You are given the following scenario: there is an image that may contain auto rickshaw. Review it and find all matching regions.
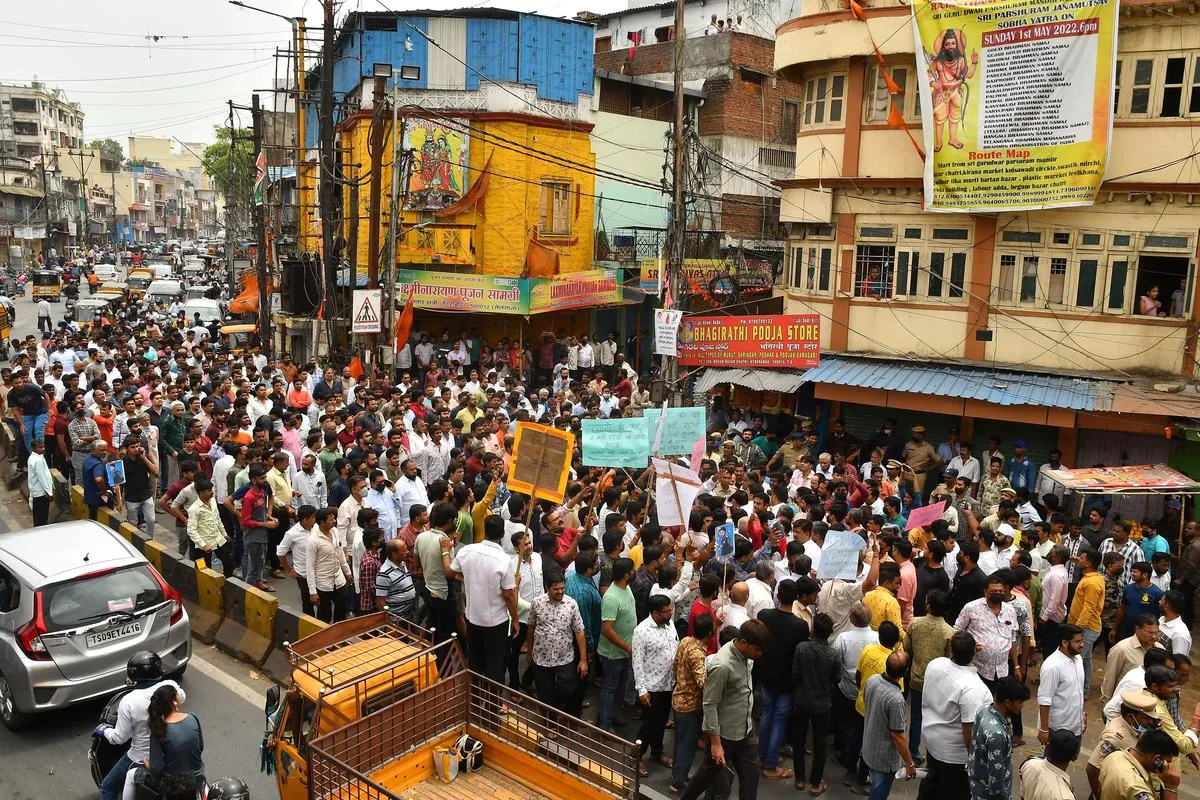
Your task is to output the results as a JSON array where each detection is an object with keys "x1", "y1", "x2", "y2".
[
  {"x1": 218, "y1": 322, "x2": 256, "y2": 355},
  {"x1": 74, "y1": 297, "x2": 111, "y2": 325},
  {"x1": 32, "y1": 270, "x2": 61, "y2": 302},
  {"x1": 127, "y1": 268, "x2": 153, "y2": 300},
  {"x1": 0, "y1": 302, "x2": 10, "y2": 359},
  {"x1": 97, "y1": 282, "x2": 126, "y2": 300}
]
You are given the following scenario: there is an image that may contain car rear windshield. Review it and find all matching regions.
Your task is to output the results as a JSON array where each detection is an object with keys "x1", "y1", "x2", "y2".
[{"x1": 41, "y1": 565, "x2": 164, "y2": 632}]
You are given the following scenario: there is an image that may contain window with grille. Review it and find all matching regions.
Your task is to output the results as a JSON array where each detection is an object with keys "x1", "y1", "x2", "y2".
[
  {"x1": 539, "y1": 181, "x2": 572, "y2": 236},
  {"x1": 781, "y1": 100, "x2": 799, "y2": 140},
  {"x1": 855, "y1": 245, "x2": 895, "y2": 298},
  {"x1": 758, "y1": 148, "x2": 796, "y2": 169}
]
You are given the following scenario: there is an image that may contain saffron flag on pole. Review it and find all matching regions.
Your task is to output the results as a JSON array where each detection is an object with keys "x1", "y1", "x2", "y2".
[
  {"x1": 253, "y1": 151, "x2": 266, "y2": 207},
  {"x1": 394, "y1": 289, "x2": 414, "y2": 354}
]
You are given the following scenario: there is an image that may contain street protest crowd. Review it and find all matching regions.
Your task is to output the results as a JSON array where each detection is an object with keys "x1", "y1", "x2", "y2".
[{"x1": 4, "y1": 299, "x2": 1200, "y2": 800}]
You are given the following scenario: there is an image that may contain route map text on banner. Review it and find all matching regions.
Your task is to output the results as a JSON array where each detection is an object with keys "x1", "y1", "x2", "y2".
[{"x1": 912, "y1": 0, "x2": 1118, "y2": 211}]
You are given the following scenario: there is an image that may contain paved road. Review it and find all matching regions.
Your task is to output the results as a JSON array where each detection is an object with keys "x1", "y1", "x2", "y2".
[{"x1": 0, "y1": 495, "x2": 277, "y2": 800}]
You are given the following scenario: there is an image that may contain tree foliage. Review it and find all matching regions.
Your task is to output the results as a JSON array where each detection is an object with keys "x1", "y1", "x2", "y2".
[
  {"x1": 202, "y1": 125, "x2": 255, "y2": 203},
  {"x1": 88, "y1": 137, "x2": 123, "y2": 161}
]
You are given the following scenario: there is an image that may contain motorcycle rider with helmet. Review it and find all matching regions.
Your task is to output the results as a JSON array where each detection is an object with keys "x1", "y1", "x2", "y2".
[
  {"x1": 207, "y1": 777, "x2": 250, "y2": 800},
  {"x1": 93, "y1": 651, "x2": 186, "y2": 800}
]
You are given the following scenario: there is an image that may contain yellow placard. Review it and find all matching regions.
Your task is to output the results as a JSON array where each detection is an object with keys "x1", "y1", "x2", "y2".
[
  {"x1": 508, "y1": 423, "x2": 575, "y2": 504},
  {"x1": 912, "y1": 0, "x2": 1118, "y2": 211}
]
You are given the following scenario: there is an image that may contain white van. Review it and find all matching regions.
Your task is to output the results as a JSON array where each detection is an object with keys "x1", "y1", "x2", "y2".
[
  {"x1": 183, "y1": 298, "x2": 222, "y2": 325},
  {"x1": 145, "y1": 279, "x2": 182, "y2": 306}
]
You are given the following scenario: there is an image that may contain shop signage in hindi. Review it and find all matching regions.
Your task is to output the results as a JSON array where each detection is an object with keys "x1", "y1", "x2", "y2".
[
  {"x1": 676, "y1": 314, "x2": 820, "y2": 368},
  {"x1": 913, "y1": 0, "x2": 1118, "y2": 211},
  {"x1": 393, "y1": 268, "x2": 623, "y2": 315}
]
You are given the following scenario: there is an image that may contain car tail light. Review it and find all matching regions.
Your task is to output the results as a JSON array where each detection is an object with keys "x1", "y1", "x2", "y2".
[
  {"x1": 148, "y1": 566, "x2": 184, "y2": 625},
  {"x1": 16, "y1": 591, "x2": 50, "y2": 661}
]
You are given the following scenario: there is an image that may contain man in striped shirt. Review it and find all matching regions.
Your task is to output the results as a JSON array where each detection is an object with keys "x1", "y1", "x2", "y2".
[{"x1": 376, "y1": 538, "x2": 417, "y2": 619}]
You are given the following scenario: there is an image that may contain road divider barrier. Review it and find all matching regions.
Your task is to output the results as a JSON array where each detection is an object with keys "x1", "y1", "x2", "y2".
[{"x1": 65, "y1": 483, "x2": 324, "y2": 683}]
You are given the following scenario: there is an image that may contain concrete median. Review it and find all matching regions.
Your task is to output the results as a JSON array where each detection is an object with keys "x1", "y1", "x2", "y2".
[
  {"x1": 190, "y1": 567, "x2": 225, "y2": 644},
  {"x1": 214, "y1": 577, "x2": 277, "y2": 668},
  {"x1": 142, "y1": 538, "x2": 168, "y2": 573}
]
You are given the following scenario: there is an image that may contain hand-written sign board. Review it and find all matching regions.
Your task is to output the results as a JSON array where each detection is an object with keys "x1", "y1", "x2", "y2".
[
  {"x1": 509, "y1": 422, "x2": 575, "y2": 504},
  {"x1": 816, "y1": 530, "x2": 867, "y2": 580},
  {"x1": 581, "y1": 418, "x2": 650, "y2": 467}
]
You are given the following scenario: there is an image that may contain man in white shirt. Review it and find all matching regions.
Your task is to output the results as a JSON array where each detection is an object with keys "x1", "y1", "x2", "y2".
[
  {"x1": 631, "y1": 594, "x2": 679, "y2": 764},
  {"x1": 1158, "y1": 591, "x2": 1193, "y2": 656},
  {"x1": 918, "y1": 634, "x2": 993, "y2": 796},
  {"x1": 1034, "y1": 449, "x2": 1068, "y2": 501},
  {"x1": 745, "y1": 561, "x2": 775, "y2": 620},
  {"x1": 394, "y1": 459, "x2": 429, "y2": 527},
  {"x1": 832, "y1": 603, "x2": 878, "y2": 748},
  {"x1": 946, "y1": 442, "x2": 982, "y2": 488},
  {"x1": 96, "y1": 663, "x2": 186, "y2": 800},
  {"x1": 293, "y1": 453, "x2": 328, "y2": 510},
  {"x1": 445, "y1": 515, "x2": 519, "y2": 684},
  {"x1": 277, "y1": 505, "x2": 318, "y2": 616},
  {"x1": 1037, "y1": 622, "x2": 1086, "y2": 745}
]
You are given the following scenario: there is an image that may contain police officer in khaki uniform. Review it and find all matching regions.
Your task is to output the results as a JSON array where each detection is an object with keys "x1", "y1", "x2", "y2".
[
  {"x1": 902, "y1": 425, "x2": 941, "y2": 497},
  {"x1": 1087, "y1": 690, "x2": 1162, "y2": 800},
  {"x1": 1021, "y1": 729, "x2": 1080, "y2": 800},
  {"x1": 1098, "y1": 728, "x2": 1180, "y2": 800}
]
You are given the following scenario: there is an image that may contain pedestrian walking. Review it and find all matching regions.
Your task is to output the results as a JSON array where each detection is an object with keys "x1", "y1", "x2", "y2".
[
  {"x1": 969, "y1": 676, "x2": 1029, "y2": 800},
  {"x1": 859, "y1": 649, "x2": 916, "y2": 800},
  {"x1": 596, "y1": 557, "x2": 636, "y2": 732},
  {"x1": 791, "y1": 611, "x2": 841, "y2": 796},
  {"x1": 915, "y1": 632, "x2": 992, "y2": 799},
  {"x1": 676, "y1": 619, "x2": 769, "y2": 800},
  {"x1": 27, "y1": 436, "x2": 53, "y2": 525},
  {"x1": 671, "y1": 612, "x2": 714, "y2": 793},
  {"x1": 633, "y1": 593, "x2": 679, "y2": 774},
  {"x1": 528, "y1": 566, "x2": 587, "y2": 716},
  {"x1": 277, "y1": 505, "x2": 318, "y2": 616},
  {"x1": 306, "y1": 507, "x2": 351, "y2": 623},
  {"x1": 903, "y1": 589, "x2": 955, "y2": 764},
  {"x1": 445, "y1": 514, "x2": 519, "y2": 684},
  {"x1": 1037, "y1": 623, "x2": 1086, "y2": 752}
]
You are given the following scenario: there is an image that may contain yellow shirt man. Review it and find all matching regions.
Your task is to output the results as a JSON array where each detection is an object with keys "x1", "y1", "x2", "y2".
[
  {"x1": 855, "y1": 641, "x2": 902, "y2": 715},
  {"x1": 1068, "y1": 570, "x2": 1105, "y2": 633},
  {"x1": 863, "y1": 585, "x2": 902, "y2": 632}
]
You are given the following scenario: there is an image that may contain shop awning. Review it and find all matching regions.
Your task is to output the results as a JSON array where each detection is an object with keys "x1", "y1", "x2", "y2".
[
  {"x1": 1111, "y1": 384, "x2": 1200, "y2": 418},
  {"x1": 694, "y1": 367, "x2": 807, "y2": 394},
  {"x1": 796, "y1": 357, "x2": 1114, "y2": 411}
]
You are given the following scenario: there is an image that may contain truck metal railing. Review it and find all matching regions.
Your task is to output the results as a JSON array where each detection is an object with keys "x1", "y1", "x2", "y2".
[
  {"x1": 288, "y1": 611, "x2": 432, "y2": 690},
  {"x1": 309, "y1": 669, "x2": 641, "y2": 800}
]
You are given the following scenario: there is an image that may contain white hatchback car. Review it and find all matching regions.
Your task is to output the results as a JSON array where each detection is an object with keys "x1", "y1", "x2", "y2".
[{"x1": 0, "y1": 520, "x2": 190, "y2": 730}]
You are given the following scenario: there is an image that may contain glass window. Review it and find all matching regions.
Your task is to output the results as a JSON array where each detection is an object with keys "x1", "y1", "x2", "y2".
[
  {"x1": 1081, "y1": 233, "x2": 1102, "y2": 247},
  {"x1": 855, "y1": 245, "x2": 895, "y2": 298},
  {"x1": 1112, "y1": 234, "x2": 1132, "y2": 248},
  {"x1": 797, "y1": 246, "x2": 832, "y2": 293},
  {"x1": 1131, "y1": 59, "x2": 1153, "y2": 114},
  {"x1": 830, "y1": 75, "x2": 845, "y2": 122},
  {"x1": 1020, "y1": 256, "x2": 1039, "y2": 302},
  {"x1": 42, "y1": 566, "x2": 164, "y2": 632},
  {"x1": 1191, "y1": 58, "x2": 1200, "y2": 115},
  {"x1": 859, "y1": 226, "x2": 895, "y2": 239},
  {"x1": 1051, "y1": 232, "x2": 1070, "y2": 245},
  {"x1": 1001, "y1": 230, "x2": 1042, "y2": 244},
  {"x1": 1048, "y1": 257, "x2": 1067, "y2": 304},
  {"x1": 903, "y1": 227, "x2": 922, "y2": 239},
  {"x1": 866, "y1": 65, "x2": 908, "y2": 122},
  {"x1": 806, "y1": 76, "x2": 828, "y2": 124},
  {"x1": 1077, "y1": 258, "x2": 1099, "y2": 308},
  {"x1": 1114, "y1": 59, "x2": 1122, "y2": 114},
  {"x1": 932, "y1": 228, "x2": 970, "y2": 240},
  {"x1": 949, "y1": 252, "x2": 966, "y2": 299},
  {"x1": 1108, "y1": 259, "x2": 1129, "y2": 310},
  {"x1": 782, "y1": 100, "x2": 799, "y2": 140},
  {"x1": 1145, "y1": 234, "x2": 1190, "y2": 250},
  {"x1": 1162, "y1": 57, "x2": 1186, "y2": 117},
  {"x1": 928, "y1": 252, "x2": 945, "y2": 297},
  {"x1": 998, "y1": 254, "x2": 1016, "y2": 303},
  {"x1": 897, "y1": 251, "x2": 920, "y2": 296}
]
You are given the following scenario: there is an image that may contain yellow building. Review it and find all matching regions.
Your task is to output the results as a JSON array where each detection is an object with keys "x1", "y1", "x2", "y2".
[{"x1": 766, "y1": 0, "x2": 1200, "y2": 506}]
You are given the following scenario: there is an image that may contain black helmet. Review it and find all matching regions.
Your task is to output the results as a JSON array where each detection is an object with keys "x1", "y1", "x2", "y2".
[
  {"x1": 126, "y1": 651, "x2": 163, "y2": 684},
  {"x1": 207, "y1": 777, "x2": 250, "y2": 800}
]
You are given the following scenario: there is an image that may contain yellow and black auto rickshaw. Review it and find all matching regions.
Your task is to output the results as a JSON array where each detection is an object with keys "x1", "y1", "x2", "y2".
[{"x1": 32, "y1": 270, "x2": 61, "y2": 302}]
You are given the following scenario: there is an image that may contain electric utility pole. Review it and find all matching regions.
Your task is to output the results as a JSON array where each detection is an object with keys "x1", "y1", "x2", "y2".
[
  {"x1": 252, "y1": 93, "x2": 271, "y2": 357},
  {"x1": 663, "y1": 0, "x2": 687, "y2": 403},
  {"x1": 318, "y1": 0, "x2": 338, "y2": 355}
]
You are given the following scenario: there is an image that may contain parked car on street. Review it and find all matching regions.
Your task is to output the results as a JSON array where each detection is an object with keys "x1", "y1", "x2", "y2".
[{"x1": 0, "y1": 520, "x2": 190, "y2": 730}]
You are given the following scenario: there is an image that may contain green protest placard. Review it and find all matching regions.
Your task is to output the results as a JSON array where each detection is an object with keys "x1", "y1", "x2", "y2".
[
  {"x1": 581, "y1": 418, "x2": 650, "y2": 467},
  {"x1": 643, "y1": 407, "x2": 707, "y2": 456}
]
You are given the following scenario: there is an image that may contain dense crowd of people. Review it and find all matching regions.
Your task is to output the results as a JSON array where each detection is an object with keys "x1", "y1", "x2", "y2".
[{"x1": 5, "y1": 281, "x2": 1200, "y2": 800}]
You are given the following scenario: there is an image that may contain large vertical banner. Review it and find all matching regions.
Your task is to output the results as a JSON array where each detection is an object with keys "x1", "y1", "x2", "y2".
[{"x1": 912, "y1": 0, "x2": 1118, "y2": 211}]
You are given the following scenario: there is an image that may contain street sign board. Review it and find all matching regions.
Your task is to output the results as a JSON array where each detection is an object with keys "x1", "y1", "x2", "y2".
[{"x1": 351, "y1": 289, "x2": 382, "y2": 333}]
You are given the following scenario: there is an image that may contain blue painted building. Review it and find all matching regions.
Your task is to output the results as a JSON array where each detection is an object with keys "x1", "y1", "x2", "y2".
[{"x1": 301, "y1": 9, "x2": 595, "y2": 150}]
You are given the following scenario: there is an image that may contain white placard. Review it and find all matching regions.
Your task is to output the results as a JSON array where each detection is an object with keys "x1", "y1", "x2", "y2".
[
  {"x1": 653, "y1": 309, "x2": 683, "y2": 356},
  {"x1": 652, "y1": 457, "x2": 702, "y2": 528}
]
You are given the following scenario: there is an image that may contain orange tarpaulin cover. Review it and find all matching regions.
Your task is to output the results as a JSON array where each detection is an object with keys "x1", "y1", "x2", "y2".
[
  {"x1": 525, "y1": 239, "x2": 560, "y2": 278},
  {"x1": 228, "y1": 271, "x2": 272, "y2": 315}
]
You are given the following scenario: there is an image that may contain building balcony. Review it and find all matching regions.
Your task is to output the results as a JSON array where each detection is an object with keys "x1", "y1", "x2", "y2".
[
  {"x1": 394, "y1": 223, "x2": 476, "y2": 267},
  {"x1": 775, "y1": 0, "x2": 912, "y2": 75}
]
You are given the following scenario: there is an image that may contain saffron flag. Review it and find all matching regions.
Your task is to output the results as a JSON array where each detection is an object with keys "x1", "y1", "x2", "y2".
[{"x1": 394, "y1": 290, "x2": 414, "y2": 354}]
